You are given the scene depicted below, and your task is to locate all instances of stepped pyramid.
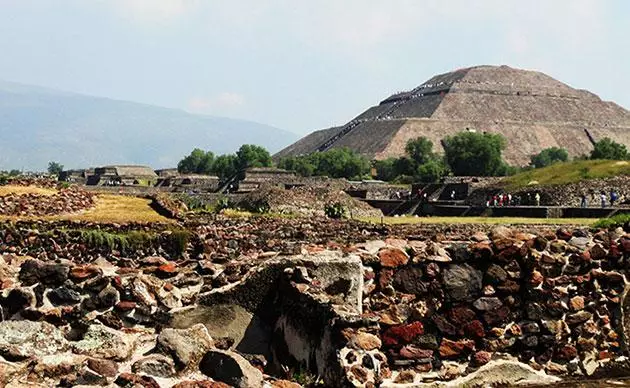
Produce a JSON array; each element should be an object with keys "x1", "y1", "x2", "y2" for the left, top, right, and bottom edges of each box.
[{"x1": 276, "y1": 65, "x2": 630, "y2": 166}]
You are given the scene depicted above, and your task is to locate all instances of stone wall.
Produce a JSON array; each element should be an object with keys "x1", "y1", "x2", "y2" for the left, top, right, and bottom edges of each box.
[{"x1": 349, "y1": 226, "x2": 630, "y2": 386}]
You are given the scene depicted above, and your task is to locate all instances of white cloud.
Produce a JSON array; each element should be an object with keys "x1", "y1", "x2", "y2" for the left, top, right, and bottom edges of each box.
[{"x1": 187, "y1": 92, "x2": 246, "y2": 113}]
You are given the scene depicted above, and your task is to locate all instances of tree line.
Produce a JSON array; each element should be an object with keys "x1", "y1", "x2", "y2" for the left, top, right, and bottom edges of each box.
[{"x1": 177, "y1": 133, "x2": 629, "y2": 183}]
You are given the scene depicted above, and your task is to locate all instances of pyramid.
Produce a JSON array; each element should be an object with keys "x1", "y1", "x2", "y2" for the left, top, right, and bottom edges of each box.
[{"x1": 276, "y1": 65, "x2": 630, "y2": 166}]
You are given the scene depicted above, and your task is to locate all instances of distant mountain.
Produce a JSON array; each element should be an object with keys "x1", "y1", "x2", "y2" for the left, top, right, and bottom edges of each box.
[{"x1": 0, "y1": 80, "x2": 298, "y2": 170}]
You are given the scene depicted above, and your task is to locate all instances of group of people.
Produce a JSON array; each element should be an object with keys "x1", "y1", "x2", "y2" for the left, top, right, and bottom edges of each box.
[
  {"x1": 486, "y1": 192, "x2": 540, "y2": 207},
  {"x1": 580, "y1": 190, "x2": 624, "y2": 208}
]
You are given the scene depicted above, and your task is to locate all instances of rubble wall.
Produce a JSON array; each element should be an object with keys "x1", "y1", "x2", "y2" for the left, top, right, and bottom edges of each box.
[{"x1": 350, "y1": 226, "x2": 630, "y2": 386}]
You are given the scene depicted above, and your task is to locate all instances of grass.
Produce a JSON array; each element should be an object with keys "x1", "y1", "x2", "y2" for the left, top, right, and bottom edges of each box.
[
  {"x1": 0, "y1": 185, "x2": 58, "y2": 196},
  {"x1": 359, "y1": 216, "x2": 597, "y2": 226},
  {"x1": 502, "y1": 160, "x2": 630, "y2": 190}
]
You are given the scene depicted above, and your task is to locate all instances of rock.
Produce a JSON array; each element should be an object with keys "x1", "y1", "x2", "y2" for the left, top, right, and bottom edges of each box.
[
  {"x1": 399, "y1": 345, "x2": 433, "y2": 360},
  {"x1": 415, "y1": 334, "x2": 439, "y2": 350},
  {"x1": 443, "y1": 264, "x2": 482, "y2": 302},
  {"x1": 1, "y1": 287, "x2": 36, "y2": 316},
  {"x1": 443, "y1": 360, "x2": 560, "y2": 386},
  {"x1": 432, "y1": 315, "x2": 458, "y2": 336},
  {"x1": 114, "y1": 373, "x2": 160, "y2": 388},
  {"x1": 490, "y1": 226, "x2": 513, "y2": 241},
  {"x1": 382, "y1": 321, "x2": 424, "y2": 346},
  {"x1": 19, "y1": 259, "x2": 69, "y2": 286},
  {"x1": 156, "y1": 262, "x2": 178, "y2": 278},
  {"x1": 392, "y1": 267, "x2": 426, "y2": 294},
  {"x1": 48, "y1": 286, "x2": 82, "y2": 306},
  {"x1": 529, "y1": 270, "x2": 544, "y2": 287},
  {"x1": 448, "y1": 307, "x2": 476, "y2": 326},
  {"x1": 157, "y1": 323, "x2": 214, "y2": 370},
  {"x1": 439, "y1": 338, "x2": 475, "y2": 358},
  {"x1": 199, "y1": 349, "x2": 264, "y2": 388},
  {"x1": 472, "y1": 351, "x2": 492, "y2": 366},
  {"x1": 71, "y1": 324, "x2": 135, "y2": 361},
  {"x1": 0, "y1": 360, "x2": 27, "y2": 386},
  {"x1": 555, "y1": 345, "x2": 578, "y2": 361},
  {"x1": 463, "y1": 320, "x2": 485, "y2": 339},
  {"x1": 70, "y1": 265, "x2": 102, "y2": 282},
  {"x1": 394, "y1": 369, "x2": 416, "y2": 383},
  {"x1": 471, "y1": 231, "x2": 489, "y2": 242},
  {"x1": 351, "y1": 332, "x2": 382, "y2": 351},
  {"x1": 0, "y1": 320, "x2": 68, "y2": 359},
  {"x1": 30, "y1": 353, "x2": 86, "y2": 381},
  {"x1": 473, "y1": 297, "x2": 503, "y2": 311},
  {"x1": 569, "y1": 295, "x2": 585, "y2": 311},
  {"x1": 169, "y1": 304, "x2": 265, "y2": 354},
  {"x1": 132, "y1": 354, "x2": 177, "y2": 378},
  {"x1": 97, "y1": 286, "x2": 120, "y2": 308},
  {"x1": 271, "y1": 380, "x2": 301, "y2": 388},
  {"x1": 526, "y1": 302, "x2": 544, "y2": 320},
  {"x1": 378, "y1": 247, "x2": 409, "y2": 268},
  {"x1": 86, "y1": 358, "x2": 119, "y2": 377},
  {"x1": 568, "y1": 237, "x2": 589, "y2": 249},
  {"x1": 565, "y1": 311, "x2": 592, "y2": 325},
  {"x1": 484, "y1": 264, "x2": 508, "y2": 285},
  {"x1": 482, "y1": 306, "x2": 510, "y2": 325},
  {"x1": 173, "y1": 382, "x2": 231, "y2": 388}
]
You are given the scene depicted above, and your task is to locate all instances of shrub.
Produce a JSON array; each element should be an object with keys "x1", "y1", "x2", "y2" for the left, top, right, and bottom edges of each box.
[
  {"x1": 167, "y1": 230, "x2": 192, "y2": 258},
  {"x1": 324, "y1": 202, "x2": 347, "y2": 219},
  {"x1": 530, "y1": 147, "x2": 569, "y2": 168},
  {"x1": 594, "y1": 213, "x2": 630, "y2": 230}
]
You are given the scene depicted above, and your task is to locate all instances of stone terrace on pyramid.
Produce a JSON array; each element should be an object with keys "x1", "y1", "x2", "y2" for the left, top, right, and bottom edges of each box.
[{"x1": 276, "y1": 65, "x2": 630, "y2": 166}]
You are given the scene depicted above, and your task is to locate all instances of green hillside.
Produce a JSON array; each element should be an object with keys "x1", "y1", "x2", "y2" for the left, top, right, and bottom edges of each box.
[{"x1": 502, "y1": 160, "x2": 630, "y2": 189}]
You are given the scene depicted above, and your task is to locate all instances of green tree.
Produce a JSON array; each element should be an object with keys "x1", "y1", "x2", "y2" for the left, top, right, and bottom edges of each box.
[
  {"x1": 236, "y1": 144, "x2": 272, "y2": 170},
  {"x1": 530, "y1": 147, "x2": 569, "y2": 168},
  {"x1": 590, "y1": 138, "x2": 629, "y2": 160},
  {"x1": 416, "y1": 159, "x2": 447, "y2": 183},
  {"x1": 373, "y1": 158, "x2": 398, "y2": 181},
  {"x1": 443, "y1": 132, "x2": 508, "y2": 176},
  {"x1": 278, "y1": 156, "x2": 316, "y2": 177},
  {"x1": 47, "y1": 161, "x2": 64, "y2": 176},
  {"x1": 211, "y1": 154, "x2": 239, "y2": 179},
  {"x1": 8, "y1": 169, "x2": 22, "y2": 177},
  {"x1": 315, "y1": 148, "x2": 370, "y2": 179},
  {"x1": 177, "y1": 149, "x2": 215, "y2": 174},
  {"x1": 405, "y1": 137, "x2": 435, "y2": 166}
]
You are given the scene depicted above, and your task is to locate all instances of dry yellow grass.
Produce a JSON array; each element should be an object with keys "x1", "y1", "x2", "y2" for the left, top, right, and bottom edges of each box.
[
  {"x1": 0, "y1": 194, "x2": 171, "y2": 224},
  {"x1": 0, "y1": 185, "x2": 57, "y2": 196},
  {"x1": 360, "y1": 216, "x2": 596, "y2": 226}
]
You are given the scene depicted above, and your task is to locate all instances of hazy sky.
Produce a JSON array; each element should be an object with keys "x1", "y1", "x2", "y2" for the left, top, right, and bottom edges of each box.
[{"x1": 1, "y1": 0, "x2": 629, "y2": 134}]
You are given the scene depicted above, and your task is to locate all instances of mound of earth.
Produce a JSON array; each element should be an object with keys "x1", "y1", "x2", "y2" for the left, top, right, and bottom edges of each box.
[{"x1": 236, "y1": 184, "x2": 383, "y2": 218}]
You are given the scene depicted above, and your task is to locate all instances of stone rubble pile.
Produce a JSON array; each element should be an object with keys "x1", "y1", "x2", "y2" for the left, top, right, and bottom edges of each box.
[
  {"x1": 0, "y1": 216, "x2": 629, "y2": 387},
  {"x1": 0, "y1": 187, "x2": 96, "y2": 217},
  {"x1": 236, "y1": 184, "x2": 383, "y2": 218},
  {"x1": 1, "y1": 178, "x2": 58, "y2": 189}
]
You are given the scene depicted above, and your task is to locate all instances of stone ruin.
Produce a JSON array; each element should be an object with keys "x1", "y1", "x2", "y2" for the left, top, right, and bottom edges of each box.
[
  {"x1": 0, "y1": 216, "x2": 630, "y2": 387},
  {"x1": 276, "y1": 65, "x2": 630, "y2": 166}
]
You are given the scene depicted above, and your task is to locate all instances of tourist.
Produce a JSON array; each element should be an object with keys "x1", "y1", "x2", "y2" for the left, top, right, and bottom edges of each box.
[
  {"x1": 601, "y1": 192, "x2": 607, "y2": 208},
  {"x1": 507, "y1": 193, "x2": 512, "y2": 206},
  {"x1": 450, "y1": 190, "x2": 455, "y2": 200},
  {"x1": 580, "y1": 193, "x2": 588, "y2": 208},
  {"x1": 610, "y1": 190, "x2": 618, "y2": 207},
  {"x1": 534, "y1": 192, "x2": 540, "y2": 207}
]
